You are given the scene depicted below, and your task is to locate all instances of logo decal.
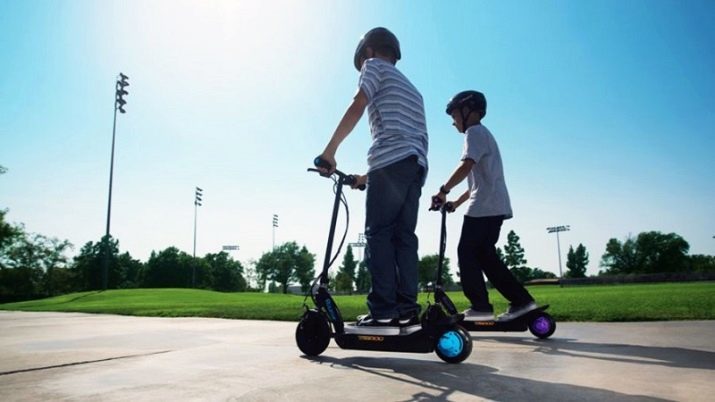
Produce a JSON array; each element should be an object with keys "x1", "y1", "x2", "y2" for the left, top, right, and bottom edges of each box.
[{"x1": 358, "y1": 335, "x2": 384, "y2": 342}]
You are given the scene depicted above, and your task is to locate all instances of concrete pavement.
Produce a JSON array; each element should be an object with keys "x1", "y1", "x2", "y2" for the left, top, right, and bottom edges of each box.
[{"x1": 0, "y1": 311, "x2": 713, "y2": 401}]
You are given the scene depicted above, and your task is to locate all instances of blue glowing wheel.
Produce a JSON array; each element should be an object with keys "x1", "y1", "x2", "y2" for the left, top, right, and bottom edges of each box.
[{"x1": 435, "y1": 325, "x2": 472, "y2": 363}]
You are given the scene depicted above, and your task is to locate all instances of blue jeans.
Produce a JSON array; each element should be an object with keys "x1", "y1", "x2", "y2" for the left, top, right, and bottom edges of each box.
[{"x1": 364, "y1": 156, "x2": 424, "y2": 319}]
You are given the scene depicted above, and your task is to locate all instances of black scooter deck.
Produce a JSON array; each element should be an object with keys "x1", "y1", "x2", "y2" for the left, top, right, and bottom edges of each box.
[
  {"x1": 460, "y1": 305, "x2": 550, "y2": 332},
  {"x1": 331, "y1": 310, "x2": 462, "y2": 354},
  {"x1": 334, "y1": 328, "x2": 433, "y2": 353}
]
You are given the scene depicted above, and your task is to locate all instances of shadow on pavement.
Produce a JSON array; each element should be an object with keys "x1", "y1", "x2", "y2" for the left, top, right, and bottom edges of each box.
[
  {"x1": 475, "y1": 336, "x2": 715, "y2": 371},
  {"x1": 305, "y1": 355, "x2": 668, "y2": 402}
]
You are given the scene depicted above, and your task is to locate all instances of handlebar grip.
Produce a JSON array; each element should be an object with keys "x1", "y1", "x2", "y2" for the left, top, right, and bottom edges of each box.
[
  {"x1": 445, "y1": 202, "x2": 455, "y2": 212},
  {"x1": 429, "y1": 195, "x2": 442, "y2": 211},
  {"x1": 429, "y1": 197, "x2": 454, "y2": 212},
  {"x1": 314, "y1": 156, "x2": 333, "y2": 170},
  {"x1": 345, "y1": 175, "x2": 366, "y2": 191}
]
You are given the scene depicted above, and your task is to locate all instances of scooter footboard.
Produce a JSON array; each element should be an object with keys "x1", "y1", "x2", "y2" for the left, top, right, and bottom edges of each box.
[
  {"x1": 461, "y1": 319, "x2": 528, "y2": 332},
  {"x1": 335, "y1": 331, "x2": 433, "y2": 353}
]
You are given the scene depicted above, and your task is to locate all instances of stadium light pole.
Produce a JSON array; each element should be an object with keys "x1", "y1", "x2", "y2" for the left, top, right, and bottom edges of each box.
[
  {"x1": 272, "y1": 214, "x2": 279, "y2": 249},
  {"x1": 547, "y1": 225, "x2": 570, "y2": 287},
  {"x1": 103, "y1": 72, "x2": 129, "y2": 290},
  {"x1": 193, "y1": 187, "x2": 203, "y2": 287},
  {"x1": 348, "y1": 232, "x2": 367, "y2": 262}
]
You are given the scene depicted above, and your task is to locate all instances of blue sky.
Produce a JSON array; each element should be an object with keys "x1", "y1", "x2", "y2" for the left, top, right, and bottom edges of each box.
[{"x1": 1, "y1": 0, "x2": 714, "y2": 280}]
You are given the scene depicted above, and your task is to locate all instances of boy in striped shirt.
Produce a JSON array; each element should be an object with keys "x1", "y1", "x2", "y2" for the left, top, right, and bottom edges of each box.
[{"x1": 318, "y1": 27, "x2": 428, "y2": 330}]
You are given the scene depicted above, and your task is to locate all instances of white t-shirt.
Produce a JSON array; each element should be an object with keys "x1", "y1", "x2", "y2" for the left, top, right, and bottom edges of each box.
[{"x1": 461, "y1": 124, "x2": 513, "y2": 219}]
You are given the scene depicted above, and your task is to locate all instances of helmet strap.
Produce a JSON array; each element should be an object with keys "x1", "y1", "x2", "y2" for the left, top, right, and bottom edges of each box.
[{"x1": 460, "y1": 107, "x2": 474, "y2": 131}]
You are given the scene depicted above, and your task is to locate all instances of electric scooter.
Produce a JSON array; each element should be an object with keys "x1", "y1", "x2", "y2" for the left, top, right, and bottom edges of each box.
[
  {"x1": 295, "y1": 157, "x2": 473, "y2": 363},
  {"x1": 429, "y1": 201, "x2": 557, "y2": 339}
]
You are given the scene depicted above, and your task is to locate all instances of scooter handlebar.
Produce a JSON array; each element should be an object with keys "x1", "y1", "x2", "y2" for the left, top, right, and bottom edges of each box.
[
  {"x1": 429, "y1": 196, "x2": 454, "y2": 212},
  {"x1": 309, "y1": 157, "x2": 366, "y2": 191}
]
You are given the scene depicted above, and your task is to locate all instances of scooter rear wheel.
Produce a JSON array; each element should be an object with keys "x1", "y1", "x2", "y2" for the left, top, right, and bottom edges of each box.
[
  {"x1": 434, "y1": 325, "x2": 472, "y2": 363},
  {"x1": 296, "y1": 310, "x2": 331, "y2": 356},
  {"x1": 528, "y1": 312, "x2": 556, "y2": 339}
]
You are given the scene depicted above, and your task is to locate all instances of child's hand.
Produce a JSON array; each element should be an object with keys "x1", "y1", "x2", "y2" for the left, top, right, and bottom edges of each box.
[
  {"x1": 445, "y1": 202, "x2": 456, "y2": 213},
  {"x1": 430, "y1": 193, "x2": 446, "y2": 210},
  {"x1": 350, "y1": 174, "x2": 367, "y2": 190},
  {"x1": 316, "y1": 152, "x2": 337, "y2": 175}
]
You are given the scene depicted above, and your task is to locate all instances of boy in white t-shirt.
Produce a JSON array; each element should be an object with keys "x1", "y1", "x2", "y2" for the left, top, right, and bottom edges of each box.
[{"x1": 431, "y1": 90, "x2": 537, "y2": 321}]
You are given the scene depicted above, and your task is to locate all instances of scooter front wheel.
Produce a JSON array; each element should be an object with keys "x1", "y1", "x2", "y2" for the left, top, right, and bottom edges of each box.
[
  {"x1": 434, "y1": 325, "x2": 472, "y2": 363},
  {"x1": 528, "y1": 312, "x2": 556, "y2": 339},
  {"x1": 296, "y1": 309, "x2": 331, "y2": 356}
]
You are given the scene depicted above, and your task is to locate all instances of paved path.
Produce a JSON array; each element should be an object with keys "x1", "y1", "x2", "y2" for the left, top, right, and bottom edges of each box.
[{"x1": 0, "y1": 311, "x2": 713, "y2": 401}]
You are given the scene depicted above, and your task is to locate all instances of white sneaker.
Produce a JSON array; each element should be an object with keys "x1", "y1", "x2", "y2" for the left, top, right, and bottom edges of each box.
[
  {"x1": 497, "y1": 302, "x2": 538, "y2": 321},
  {"x1": 462, "y1": 308, "x2": 495, "y2": 321}
]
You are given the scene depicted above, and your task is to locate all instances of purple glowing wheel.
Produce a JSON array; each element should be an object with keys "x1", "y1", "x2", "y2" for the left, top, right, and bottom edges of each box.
[{"x1": 528, "y1": 313, "x2": 556, "y2": 339}]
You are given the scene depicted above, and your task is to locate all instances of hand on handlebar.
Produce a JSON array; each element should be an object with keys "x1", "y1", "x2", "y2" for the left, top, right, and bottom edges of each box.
[
  {"x1": 430, "y1": 192, "x2": 447, "y2": 211},
  {"x1": 429, "y1": 194, "x2": 455, "y2": 212},
  {"x1": 314, "y1": 154, "x2": 336, "y2": 177},
  {"x1": 310, "y1": 156, "x2": 366, "y2": 191},
  {"x1": 350, "y1": 174, "x2": 367, "y2": 190}
]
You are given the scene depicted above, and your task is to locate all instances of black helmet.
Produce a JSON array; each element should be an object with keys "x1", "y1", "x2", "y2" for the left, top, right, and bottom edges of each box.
[
  {"x1": 446, "y1": 90, "x2": 487, "y2": 118},
  {"x1": 354, "y1": 27, "x2": 401, "y2": 71}
]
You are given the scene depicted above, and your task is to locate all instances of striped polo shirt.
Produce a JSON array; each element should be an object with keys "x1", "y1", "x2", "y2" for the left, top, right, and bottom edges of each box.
[{"x1": 358, "y1": 58, "x2": 428, "y2": 178}]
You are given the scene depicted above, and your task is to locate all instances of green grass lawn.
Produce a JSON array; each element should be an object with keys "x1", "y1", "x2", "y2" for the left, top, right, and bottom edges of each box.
[{"x1": 1, "y1": 282, "x2": 714, "y2": 322}]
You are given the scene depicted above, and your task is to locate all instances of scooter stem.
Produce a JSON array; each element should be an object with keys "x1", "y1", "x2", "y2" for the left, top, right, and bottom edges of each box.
[{"x1": 320, "y1": 178, "x2": 344, "y2": 284}]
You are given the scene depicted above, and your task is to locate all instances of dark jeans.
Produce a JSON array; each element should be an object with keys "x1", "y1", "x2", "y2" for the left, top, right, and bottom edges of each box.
[
  {"x1": 364, "y1": 156, "x2": 423, "y2": 319},
  {"x1": 458, "y1": 215, "x2": 534, "y2": 311}
]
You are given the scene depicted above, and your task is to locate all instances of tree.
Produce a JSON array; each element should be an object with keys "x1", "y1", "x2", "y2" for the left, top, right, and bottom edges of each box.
[
  {"x1": 509, "y1": 266, "x2": 532, "y2": 284},
  {"x1": 503, "y1": 230, "x2": 527, "y2": 270},
  {"x1": 0, "y1": 228, "x2": 73, "y2": 301},
  {"x1": 255, "y1": 242, "x2": 315, "y2": 293},
  {"x1": 418, "y1": 254, "x2": 454, "y2": 290},
  {"x1": 36, "y1": 235, "x2": 73, "y2": 296},
  {"x1": 565, "y1": 244, "x2": 589, "y2": 278},
  {"x1": 0, "y1": 210, "x2": 20, "y2": 261},
  {"x1": 0, "y1": 166, "x2": 18, "y2": 260},
  {"x1": 117, "y1": 252, "x2": 143, "y2": 288},
  {"x1": 0, "y1": 229, "x2": 44, "y2": 300},
  {"x1": 294, "y1": 246, "x2": 316, "y2": 293},
  {"x1": 142, "y1": 247, "x2": 198, "y2": 288},
  {"x1": 635, "y1": 232, "x2": 689, "y2": 273},
  {"x1": 531, "y1": 267, "x2": 557, "y2": 280},
  {"x1": 690, "y1": 254, "x2": 715, "y2": 272},
  {"x1": 600, "y1": 231, "x2": 690, "y2": 275},
  {"x1": 203, "y1": 251, "x2": 246, "y2": 292},
  {"x1": 355, "y1": 260, "x2": 371, "y2": 293},
  {"x1": 72, "y1": 236, "x2": 135, "y2": 290},
  {"x1": 335, "y1": 245, "x2": 357, "y2": 294},
  {"x1": 73, "y1": 236, "x2": 144, "y2": 290},
  {"x1": 508, "y1": 266, "x2": 556, "y2": 284},
  {"x1": 496, "y1": 247, "x2": 505, "y2": 264},
  {"x1": 600, "y1": 237, "x2": 639, "y2": 274}
]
